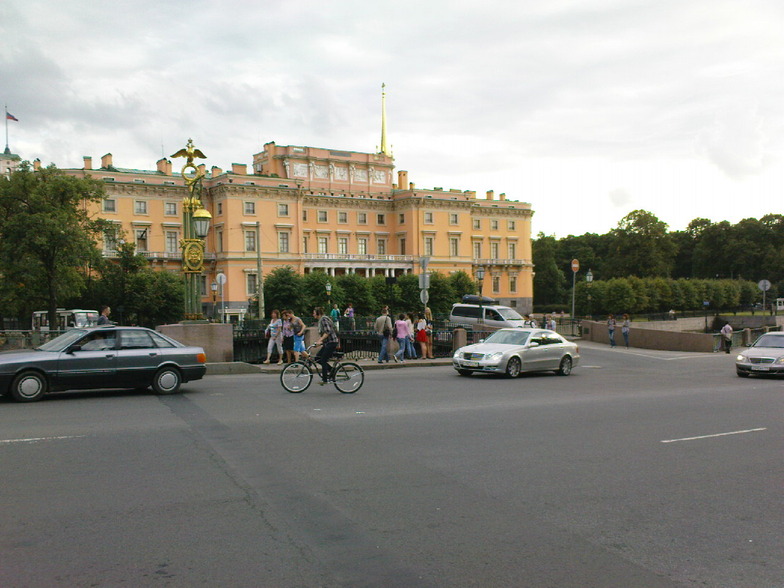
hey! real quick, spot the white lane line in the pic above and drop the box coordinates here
[661,428,767,444]
[0,435,86,445]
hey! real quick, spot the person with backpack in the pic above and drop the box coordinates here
[374,307,393,364]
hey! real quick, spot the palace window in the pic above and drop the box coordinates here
[246,274,258,296]
[103,199,116,213]
[491,219,499,230]
[165,202,177,216]
[278,232,290,253]
[318,210,328,223]
[508,220,516,231]
[377,213,386,225]
[473,242,482,259]
[473,219,480,230]
[338,212,348,224]
[278,203,289,216]
[217,202,223,215]
[449,213,458,225]
[135,228,148,252]
[449,237,459,257]
[317,236,328,254]
[358,212,367,224]
[424,212,434,224]
[338,237,348,254]
[377,238,386,255]
[508,242,517,259]
[509,275,518,293]
[358,238,368,255]
[245,230,257,252]
[134,201,147,215]
[424,237,434,256]
[165,231,179,253]
[399,213,405,224]
[244,201,255,215]
[492,276,500,293]
[399,237,406,255]
[491,242,499,259]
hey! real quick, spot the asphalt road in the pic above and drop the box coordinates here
[0,343,781,587]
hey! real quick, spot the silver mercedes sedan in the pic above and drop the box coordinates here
[0,326,207,402]
[453,328,580,377]
[735,331,784,377]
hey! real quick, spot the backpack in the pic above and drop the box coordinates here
[382,317,391,338]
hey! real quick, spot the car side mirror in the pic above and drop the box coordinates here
[68,345,82,353]
[528,341,540,348]
[479,339,485,343]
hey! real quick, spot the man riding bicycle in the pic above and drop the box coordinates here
[313,306,339,385]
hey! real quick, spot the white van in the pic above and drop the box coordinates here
[449,301,526,329]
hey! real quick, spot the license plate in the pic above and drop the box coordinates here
[751,365,770,371]
[463,360,478,368]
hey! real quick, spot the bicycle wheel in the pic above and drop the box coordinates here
[332,362,364,394]
[280,361,313,393]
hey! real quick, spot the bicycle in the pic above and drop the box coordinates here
[280,344,365,394]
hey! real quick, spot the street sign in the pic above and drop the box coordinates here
[420,290,429,305]
[571,259,580,273]
[419,273,431,289]
[758,279,771,292]
[216,272,227,285]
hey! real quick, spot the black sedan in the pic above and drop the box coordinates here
[0,326,207,402]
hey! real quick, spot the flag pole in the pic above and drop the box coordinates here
[4,105,8,152]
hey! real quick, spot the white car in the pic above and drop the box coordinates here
[736,331,784,377]
[453,328,579,378]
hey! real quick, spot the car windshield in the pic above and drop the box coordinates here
[753,334,784,348]
[484,330,530,346]
[37,329,89,352]
[497,308,524,320]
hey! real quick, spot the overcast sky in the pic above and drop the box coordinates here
[3,0,783,237]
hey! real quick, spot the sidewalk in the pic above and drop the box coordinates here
[206,356,453,376]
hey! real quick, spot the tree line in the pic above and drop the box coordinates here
[534,210,784,313]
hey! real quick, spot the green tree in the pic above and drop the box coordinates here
[0,163,108,327]
[533,234,567,305]
[447,271,476,300]
[606,210,675,278]
[334,273,376,316]
[262,266,303,317]
[425,271,456,315]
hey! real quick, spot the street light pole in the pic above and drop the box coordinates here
[326,281,332,309]
[171,139,212,321]
[476,266,486,324]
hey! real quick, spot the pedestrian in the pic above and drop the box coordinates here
[343,303,356,330]
[524,314,537,328]
[263,309,284,364]
[312,307,339,384]
[374,307,394,363]
[330,303,341,331]
[97,305,111,325]
[545,314,557,331]
[424,307,435,359]
[280,310,295,363]
[621,314,631,348]
[394,313,411,363]
[607,314,617,347]
[416,313,430,359]
[720,321,733,354]
[405,313,417,358]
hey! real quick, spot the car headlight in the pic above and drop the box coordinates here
[453,350,462,359]
[775,357,784,365]
[736,354,746,361]
[486,352,504,361]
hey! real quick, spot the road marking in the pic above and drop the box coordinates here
[0,435,86,445]
[661,428,767,444]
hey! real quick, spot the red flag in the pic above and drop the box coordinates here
[6,112,18,122]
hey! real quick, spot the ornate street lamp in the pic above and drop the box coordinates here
[326,281,332,308]
[476,266,486,323]
[171,139,212,321]
[211,281,218,320]
[586,269,593,318]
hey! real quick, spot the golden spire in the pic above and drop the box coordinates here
[380,83,392,157]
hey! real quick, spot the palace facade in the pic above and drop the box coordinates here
[54,140,533,320]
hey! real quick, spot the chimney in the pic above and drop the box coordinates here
[499,192,506,201]
[409,182,415,190]
[156,158,172,175]
[211,165,223,176]
[486,190,494,200]
[231,163,247,175]
[83,156,92,170]
[33,159,41,170]
[198,164,207,176]
[398,170,408,189]
[101,153,113,169]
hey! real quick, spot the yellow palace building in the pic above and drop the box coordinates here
[53,138,534,320]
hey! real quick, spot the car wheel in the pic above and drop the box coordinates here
[457,369,473,377]
[556,356,572,376]
[11,370,48,402]
[505,356,522,378]
[736,369,749,378]
[152,367,182,395]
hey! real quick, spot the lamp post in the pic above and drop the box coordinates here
[211,281,218,320]
[326,281,332,309]
[476,266,486,323]
[586,269,593,319]
[171,139,212,321]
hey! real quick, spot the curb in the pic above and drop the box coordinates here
[206,359,453,375]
